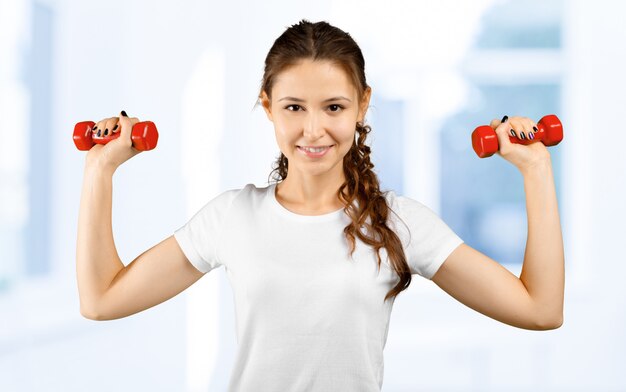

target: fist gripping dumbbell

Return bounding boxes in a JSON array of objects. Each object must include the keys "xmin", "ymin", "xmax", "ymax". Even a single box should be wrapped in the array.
[
  {"xmin": 73, "ymin": 120, "xmax": 159, "ymax": 151},
  {"xmin": 471, "ymin": 114, "xmax": 563, "ymax": 158}
]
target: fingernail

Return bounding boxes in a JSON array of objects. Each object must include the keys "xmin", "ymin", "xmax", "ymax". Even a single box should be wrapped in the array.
[
  {"xmin": 501, "ymin": 115, "xmax": 508, "ymax": 123},
  {"xmin": 510, "ymin": 129, "xmax": 517, "ymax": 137},
  {"xmin": 104, "ymin": 128, "xmax": 109, "ymax": 136},
  {"xmin": 533, "ymin": 126, "xmax": 538, "ymax": 132},
  {"xmin": 520, "ymin": 132, "xmax": 526, "ymax": 140},
  {"xmin": 97, "ymin": 129, "xmax": 101, "ymax": 137},
  {"xmin": 121, "ymin": 110, "xmax": 128, "ymax": 117},
  {"xmin": 112, "ymin": 124, "xmax": 118, "ymax": 131},
  {"xmin": 529, "ymin": 132, "xmax": 535, "ymax": 140}
]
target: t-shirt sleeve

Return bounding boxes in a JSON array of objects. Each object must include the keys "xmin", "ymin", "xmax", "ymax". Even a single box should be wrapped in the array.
[
  {"xmin": 394, "ymin": 196, "xmax": 464, "ymax": 279},
  {"xmin": 173, "ymin": 189, "xmax": 239, "ymax": 274}
]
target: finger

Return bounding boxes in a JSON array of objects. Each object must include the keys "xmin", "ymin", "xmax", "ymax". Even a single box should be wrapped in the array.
[
  {"xmin": 523, "ymin": 117, "xmax": 537, "ymax": 140},
  {"xmin": 117, "ymin": 112, "xmax": 140, "ymax": 128},
  {"xmin": 509, "ymin": 118, "xmax": 527, "ymax": 141},
  {"xmin": 103, "ymin": 117, "xmax": 119, "ymax": 137},
  {"xmin": 117, "ymin": 111, "xmax": 135, "ymax": 147},
  {"xmin": 93, "ymin": 118, "xmax": 110, "ymax": 138},
  {"xmin": 490, "ymin": 115, "xmax": 508, "ymax": 130},
  {"xmin": 520, "ymin": 118, "xmax": 534, "ymax": 141},
  {"xmin": 117, "ymin": 111, "xmax": 142, "ymax": 150},
  {"xmin": 494, "ymin": 118, "xmax": 516, "ymax": 152},
  {"xmin": 91, "ymin": 121, "xmax": 98, "ymax": 136}
]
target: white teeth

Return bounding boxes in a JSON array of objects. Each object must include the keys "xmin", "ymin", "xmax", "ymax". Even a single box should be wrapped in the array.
[{"xmin": 301, "ymin": 146, "xmax": 328, "ymax": 153}]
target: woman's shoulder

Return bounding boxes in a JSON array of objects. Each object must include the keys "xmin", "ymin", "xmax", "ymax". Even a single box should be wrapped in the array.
[
  {"xmin": 192, "ymin": 183, "xmax": 270, "ymax": 217},
  {"xmin": 213, "ymin": 182, "xmax": 271, "ymax": 202},
  {"xmin": 383, "ymin": 189, "xmax": 427, "ymax": 212},
  {"xmin": 383, "ymin": 190, "xmax": 447, "ymax": 229}
]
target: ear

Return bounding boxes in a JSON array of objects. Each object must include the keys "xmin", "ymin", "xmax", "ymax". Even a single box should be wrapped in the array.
[
  {"xmin": 358, "ymin": 86, "xmax": 372, "ymax": 122},
  {"xmin": 260, "ymin": 90, "xmax": 273, "ymax": 122}
]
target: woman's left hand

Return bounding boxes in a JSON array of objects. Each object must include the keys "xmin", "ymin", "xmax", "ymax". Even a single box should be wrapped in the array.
[{"xmin": 489, "ymin": 115, "xmax": 552, "ymax": 173}]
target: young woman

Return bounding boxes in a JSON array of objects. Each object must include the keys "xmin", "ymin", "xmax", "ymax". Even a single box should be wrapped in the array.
[{"xmin": 76, "ymin": 19, "xmax": 564, "ymax": 392}]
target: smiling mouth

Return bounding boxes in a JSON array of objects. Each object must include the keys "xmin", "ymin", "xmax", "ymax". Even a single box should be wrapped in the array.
[
  {"xmin": 296, "ymin": 145, "xmax": 334, "ymax": 157},
  {"xmin": 297, "ymin": 145, "xmax": 333, "ymax": 152}
]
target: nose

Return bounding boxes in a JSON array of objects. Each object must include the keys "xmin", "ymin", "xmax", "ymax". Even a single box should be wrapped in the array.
[{"xmin": 303, "ymin": 113, "xmax": 325, "ymax": 142}]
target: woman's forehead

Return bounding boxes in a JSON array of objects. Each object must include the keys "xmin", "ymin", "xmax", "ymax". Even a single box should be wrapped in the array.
[{"xmin": 272, "ymin": 60, "xmax": 357, "ymax": 100}]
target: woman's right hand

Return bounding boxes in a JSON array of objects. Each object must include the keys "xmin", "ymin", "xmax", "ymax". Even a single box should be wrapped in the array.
[{"xmin": 85, "ymin": 111, "xmax": 143, "ymax": 172}]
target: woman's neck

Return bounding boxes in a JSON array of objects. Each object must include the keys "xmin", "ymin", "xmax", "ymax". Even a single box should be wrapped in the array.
[{"xmin": 275, "ymin": 174, "xmax": 345, "ymax": 215}]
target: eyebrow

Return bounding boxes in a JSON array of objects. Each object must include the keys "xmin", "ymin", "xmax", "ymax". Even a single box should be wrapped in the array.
[{"xmin": 277, "ymin": 96, "xmax": 352, "ymax": 103}]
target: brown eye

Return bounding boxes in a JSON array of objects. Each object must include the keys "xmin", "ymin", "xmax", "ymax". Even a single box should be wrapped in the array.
[
  {"xmin": 285, "ymin": 104, "xmax": 302, "ymax": 111},
  {"xmin": 329, "ymin": 104, "xmax": 341, "ymax": 112}
]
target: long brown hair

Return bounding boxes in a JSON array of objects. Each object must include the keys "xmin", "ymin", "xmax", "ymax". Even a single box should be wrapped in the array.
[{"xmin": 257, "ymin": 19, "xmax": 411, "ymax": 302}]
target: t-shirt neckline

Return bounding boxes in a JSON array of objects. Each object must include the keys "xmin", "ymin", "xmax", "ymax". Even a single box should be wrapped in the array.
[{"xmin": 268, "ymin": 182, "xmax": 346, "ymax": 223}]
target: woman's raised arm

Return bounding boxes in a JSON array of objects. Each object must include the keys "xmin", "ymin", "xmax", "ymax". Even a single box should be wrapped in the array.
[
  {"xmin": 431, "ymin": 116, "xmax": 564, "ymax": 330},
  {"xmin": 76, "ymin": 113, "xmax": 205, "ymax": 320}
]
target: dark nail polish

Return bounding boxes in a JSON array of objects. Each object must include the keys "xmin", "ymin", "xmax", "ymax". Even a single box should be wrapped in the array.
[
  {"xmin": 97, "ymin": 129, "xmax": 101, "ymax": 137},
  {"xmin": 121, "ymin": 110, "xmax": 128, "ymax": 117},
  {"xmin": 112, "ymin": 124, "xmax": 118, "ymax": 131},
  {"xmin": 529, "ymin": 132, "xmax": 535, "ymax": 140},
  {"xmin": 104, "ymin": 128, "xmax": 109, "ymax": 136},
  {"xmin": 502, "ymin": 115, "xmax": 508, "ymax": 123},
  {"xmin": 510, "ymin": 129, "xmax": 517, "ymax": 137},
  {"xmin": 533, "ymin": 126, "xmax": 538, "ymax": 132},
  {"xmin": 521, "ymin": 132, "xmax": 526, "ymax": 140}
]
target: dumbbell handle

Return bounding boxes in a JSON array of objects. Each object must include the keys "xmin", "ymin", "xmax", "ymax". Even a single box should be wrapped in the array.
[
  {"xmin": 73, "ymin": 121, "xmax": 159, "ymax": 151},
  {"xmin": 471, "ymin": 114, "xmax": 563, "ymax": 158}
]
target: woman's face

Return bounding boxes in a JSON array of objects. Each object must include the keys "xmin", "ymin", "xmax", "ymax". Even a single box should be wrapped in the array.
[{"xmin": 261, "ymin": 59, "xmax": 371, "ymax": 181}]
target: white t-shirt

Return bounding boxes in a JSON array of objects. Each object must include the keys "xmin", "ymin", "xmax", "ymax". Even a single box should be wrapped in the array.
[{"xmin": 174, "ymin": 182, "xmax": 463, "ymax": 392}]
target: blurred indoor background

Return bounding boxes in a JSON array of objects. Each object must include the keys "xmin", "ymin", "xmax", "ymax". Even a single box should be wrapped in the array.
[{"xmin": 1, "ymin": 0, "xmax": 624, "ymax": 390}]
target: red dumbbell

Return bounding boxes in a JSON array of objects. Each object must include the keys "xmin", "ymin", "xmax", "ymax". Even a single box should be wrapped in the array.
[
  {"xmin": 73, "ymin": 120, "xmax": 159, "ymax": 151},
  {"xmin": 471, "ymin": 114, "xmax": 563, "ymax": 158}
]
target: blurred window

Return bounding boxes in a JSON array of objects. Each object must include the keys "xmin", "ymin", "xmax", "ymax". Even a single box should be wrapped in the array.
[
  {"xmin": 0, "ymin": 1, "xmax": 53, "ymax": 294},
  {"xmin": 441, "ymin": 84, "xmax": 562, "ymax": 264},
  {"xmin": 440, "ymin": 0, "xmax": 563, "ymax": 264}
]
